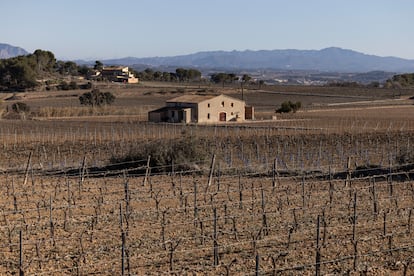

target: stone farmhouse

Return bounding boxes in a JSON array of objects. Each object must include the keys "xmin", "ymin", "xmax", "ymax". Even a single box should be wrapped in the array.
[{"xmin": 148, "ymin": 94, "xmax": 254, "ymax": 123}]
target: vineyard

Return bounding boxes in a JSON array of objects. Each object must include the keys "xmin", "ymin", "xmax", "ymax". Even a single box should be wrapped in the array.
[{"xmin": 0, "ymin": 118, "xmax": 414, "ymax": 275}]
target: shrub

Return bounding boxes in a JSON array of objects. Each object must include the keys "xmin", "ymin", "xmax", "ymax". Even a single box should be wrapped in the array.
[
  {"xmin": 110, "ymin": 137, "xmax": 210, "ymax": 173},
  {"xmin": 102, "ymin": 92, "xmax": 115, "ymax": 105},
  {"xmin": 11, "ymin": 102, "xmax": 30, "ymax": 113},
  {"xmin": 79, "ymin": 88, "xmax": 115, "ymax": 107},
  {"xmin": 58, "ymin": 81, "xmax": 70, "ymax": 90},
  {"xmin": 396, "ymin": 149, "xmax": 414, "ymax": 165},
  {"xmin": 276, "ymin": 101, "xmax": 302, "ymax": 113},
  {"xmin": 69, "ymin": 81, "xmax": 78, "ymax": 90},
  {"xmin": 79, "ymin": 82, "xmax": 92, "ymax": 90}
]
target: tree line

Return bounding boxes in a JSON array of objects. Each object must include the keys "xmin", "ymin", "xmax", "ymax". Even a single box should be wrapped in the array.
[
  {"xmin": 134, "ymin": 68, "xmax": 260, "ymax": 86},
  {"xmin": 0, "ymin": 49, "xmax": 253, "ymax": 91},
  {"xmin": 0, "ymin": 49, "xmax": 90, "ymax": 91},
  {"xmin": 0, "ymin": 49, "xmax": 55, "ymax": 90},
  {"xmin": 132, "ymin": 68, "xmax": 202, "ymax": 82}
]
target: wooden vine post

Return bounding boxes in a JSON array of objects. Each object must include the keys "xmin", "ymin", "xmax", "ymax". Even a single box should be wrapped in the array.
[
  {"xmin": 388, "ymin": 158, "xmax": 393, "ymax": 199},
  {"xmin": 19, "ymin": 230, "xmax": 23, "ymax": 276},
  {"xmin": 346, "ymin": 156, "xmax": 352, "ymax": 189},
  {"xmin": 213, "ymin": 208, "xmax": 219, "ymax": 267},
  {"xmin": 301, "ymin": 175, "xmax": 306, "ymax": 214},
  {"xmin": 123, "ymin": 171, "xmax": 130, "ymax": 228},
  {"xmin": 207, "ymin": 154, "xmax": 216, "ymax": 187},
  {"xmin": 371, "ymin": 177, "xmax": 378, "ymax": 217},
  {"xmin": 121, "ymin": 231, "xmax": 126, "ymax": 276},
  {"xmin": 23, "ymin": 152, "xmax": 32, "ymax": 187},
  {"xmin": 315, "ymin": 215, "xmax": 321, "ymax": 276},
  {"xmin": 328, "ymin": 166, "xmax": 334, "ymax": 206},
  {"xmin": 204, "ymin": 154, "xmax": 216, "ymax": 201},
  {"xmin": 272, "ymin": 158, "xmax": 276, "ymax": 188},
  {"xmin": 352, "ymin": 192, "xmax": 358, "ymax": 271},
  {"xmin": 119, "ymin": 203, "xmax": 128, "ymax": 275},
  {"xmin": 49, "ymin": 196, "xmax": 55, "ymax": 247},
  {"xmin": 79, "ymin": 155, "xmax": 87, "ymax": 194},
  {"xmin": 193, "ymin": 179, "xmax": 198, "ymax": 227},
  {"xmin": 238, "ymin": 172, "xmax": 243, "ymax": 209},
  {"xmin": 143, "ymin": 155, "xmax": 151, "ymax": 186},
  {"xmin": 261, "ymin": 184, "xmax": 268, "ymax": 236}
]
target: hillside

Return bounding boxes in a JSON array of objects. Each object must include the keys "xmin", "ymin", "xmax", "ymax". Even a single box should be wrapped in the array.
[
  {"xmin": 386, "ymin": 73, "xmax": 414, "ymax": 88},
  {"xmin": 102, "ymin": 47, "xmax": 414, "ymax": 73},
  {"xmin": 0, "ymin": 43, "xmax": 28, "ymax": 59}
]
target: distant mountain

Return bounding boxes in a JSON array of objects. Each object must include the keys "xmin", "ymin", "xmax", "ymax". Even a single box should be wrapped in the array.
[
  {"xmin": 0, "ymin": 43, "xmax": 28, "ymax": 59},
  {"xmin": 102, "ymin": 47, "xmax": 414, "ymax": 73}
]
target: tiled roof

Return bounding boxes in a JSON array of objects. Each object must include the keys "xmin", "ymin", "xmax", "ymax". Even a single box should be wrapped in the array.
[
  {"xmin": 102, "ymin": 66, "xmax": 127, "ymax": 71},
  {"xmin": 167, "ymin": 94, "xmax": 218, "ymax": 103}
]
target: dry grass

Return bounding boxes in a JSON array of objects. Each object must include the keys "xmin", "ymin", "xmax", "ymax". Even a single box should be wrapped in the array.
[{"xmin": 36, "ymin": 105, "xmax": 152, "ymax": 118}]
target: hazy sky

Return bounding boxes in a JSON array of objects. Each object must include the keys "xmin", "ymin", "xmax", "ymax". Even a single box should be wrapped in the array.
[{"xmin": 2, "ymin": 0, "xmax": 414, "ymax": 60}]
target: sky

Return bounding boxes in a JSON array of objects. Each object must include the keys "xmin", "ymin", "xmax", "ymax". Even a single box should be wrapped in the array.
[{"xmin": 2, "ymin": 0, "xmax": 414, "ymax": 60}]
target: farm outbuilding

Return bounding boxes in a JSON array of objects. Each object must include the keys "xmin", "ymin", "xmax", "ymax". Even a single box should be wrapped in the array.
[{"xmin": 148, "ymin": 94, "xmax": 254, "ymax": 123}]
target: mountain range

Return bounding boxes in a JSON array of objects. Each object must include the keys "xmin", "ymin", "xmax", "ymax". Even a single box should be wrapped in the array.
[
  {"xmin": 0, "ymin": 43, "xmax": 28, "ymax": 59},
  {"xmin": 102, "ymin": 47, "xmax": 414, "ymax": 73},
  {"xmin": 2, "ymin": 43, "xmax": 414, "ymax": 73}
]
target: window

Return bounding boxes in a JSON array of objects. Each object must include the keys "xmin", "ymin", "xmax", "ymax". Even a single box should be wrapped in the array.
[
  {"xmin": 221, "ymin": 101, "xmax": 225, "ymax": 107},
  {"xmin": 231, "ymin": 112, "xmax": 234, "ymax": 115},
  {"xmin": 207, "ymin": 103, "xmax": 210, "ymax": 108},
  {"xmin": 231, "ymin": 102, "xmax": 234, "ymax": 107},
  {"xmin": 207, "ymin": 113, "xmax": 210, "ymax": 119}
]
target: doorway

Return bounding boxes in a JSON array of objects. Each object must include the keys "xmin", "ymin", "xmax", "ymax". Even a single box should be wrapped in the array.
[{"xmin": 219, "ymin": 112, "xmax": 226, "ymax": 122}]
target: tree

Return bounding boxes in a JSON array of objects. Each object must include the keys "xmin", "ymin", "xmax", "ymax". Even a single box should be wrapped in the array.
[
  {"xmin": 276, "ymin": 101, "xmax": 302, "ymax": 113},
  {"xmin": 162, "ymin": 72, "xmax": 172, "ymax": 82},
  {"xmin": 258, "ymin": 80, "xmax": 265, "ymax": 89},
  {"xmin": 77, "ymin": 65, "xmax": 90, "ymax": 77},
  {"xmin": 242, "ymin": 74, "xmax": 251, "ymax": 83},
  {"xmin": 102, "ymin": 91, "xmax": 115, "ymax": 105},
  {"xmin": 31, "ymin": 49, "xmax": 56, "ymax": 73},
  {"xmin": 241, "ymin": 74, "xmax": 251, "ymax": 100},
  {"xmin": 210, "ymin": 73, "xmax": 230, "ymax": 87},
  {"xmin": 136, "ymin": 68, "xmax": 155, "ymax": 81},
  {"xmin": 11, "ymin": 102, "xmax": 30, "ymax": 113},
  {"xmin": 0, "ymin": 49, "xmax": 57, "ymax": 91},
  {"xmin": 94, "ymin": 60, "xmax": 103, "ymax": 71},
  {"xmin": 228, "ymin": 73, "xmax": 237, "ymax": 83},
  {"xmin": 292, "ymin": 101, "xmax": 301, "ymax": 112},
  {"xmin": 6, "ymin": 60, "xmax": 37, "ymax": 90},
  {"xmin": 175, "ymin": 68, "xmax": 202, "ymax": 82},
  {"xmin": 385, "ymin": 73, "xmax": 414, "ymax": 88},
  {"xmin": 57, "ymin": 61, "xmax": 79, "ymax": 75},
  {"xmin": 58, "ymin": 81, "xmax": 70, "ymax": 90},
  {"xmin": 210, "ymin": 72, "xmax": 239, "ymax": 87},
  {"xmin": 187, "ymin": 69, "xmax": 201, "ymax": 81},
  {"xmin": 175, "ymin": 68, "xmax": 186, "ymax": 82},
  {"xmin": 69, "ymin": 81, "xmax": 78, "ymax": 90},
  {"xmin": 79, "ymin": 88, "xmax": 115, "ymax": 107}
]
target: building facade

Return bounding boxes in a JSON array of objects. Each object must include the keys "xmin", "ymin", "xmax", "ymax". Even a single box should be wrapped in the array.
[
  {"xmin": 149, "ymin": 94, "xmax": 253, "ymax": 123},
  {"xmin": 100, "ymin": 66, "xmax": 139, "ymax": 83}
]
